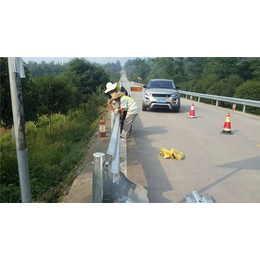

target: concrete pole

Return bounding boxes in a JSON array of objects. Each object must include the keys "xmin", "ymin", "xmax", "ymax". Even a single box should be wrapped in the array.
[
  {"xmin": 92, "ymin": 152, "xmax": 105, "ymax": 203},
  {"xmin": 8, "ymin": 58, "xmax": 31, "ymax": 203}
]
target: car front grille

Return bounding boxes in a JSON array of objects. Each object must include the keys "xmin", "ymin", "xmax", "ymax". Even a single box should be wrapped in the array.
[{"xmin": 152, "ymin": 94, "xmax": 170, "ymax": 98}]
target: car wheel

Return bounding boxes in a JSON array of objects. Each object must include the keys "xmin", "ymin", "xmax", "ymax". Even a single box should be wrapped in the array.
[
  {"xmin": 142, "ymin": 104, "xmax": 148, "ymax": 111},
  {"xmin": 172, "ymin": 105, "xmax": 180, "ymax": 112}
]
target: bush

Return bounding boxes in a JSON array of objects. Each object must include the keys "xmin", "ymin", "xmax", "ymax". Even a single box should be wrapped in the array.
[
  {"xmin": 0, "ymin": 94, "xmax": 108, "ymax": 203},
  {"xmin": 234, "ymin": 80, "xmax": 260, "ymax": 101},
  {"xmin": 234, "ymin": 80, "xmax": 260, "ymax": 115}
]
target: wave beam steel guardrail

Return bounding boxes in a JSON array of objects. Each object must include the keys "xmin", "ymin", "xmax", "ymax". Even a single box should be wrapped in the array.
[
  {"xmin": 92, "ymin": 114, "xmax": 149, "ymax": 203},
  {"xmin": 178, "ymin": 90, "xmax": 260, "ymax": 113},
  {"xmin": 133, "ymin": 82, "xmax": 260, "ymax": 113}
]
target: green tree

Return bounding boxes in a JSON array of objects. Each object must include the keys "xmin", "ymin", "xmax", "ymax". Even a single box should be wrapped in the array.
[
  {"xmin": 102, "ymin": 60, "xmax": 122, "ymax": 82},
  {"xmin": 65, "ymin": 58, "xmax": 109, "ymax": 110},
  {"xmin": 248, "ymin": 58, "xmax": 260, "ymax": 79},
  {"xmin": 172, "ymin": 57, "xmax": 187, "ymax": 84},
  {"xmin": 148, "ymin": 57, "xmax": 174, "ymax": 80},
  {"xmin": 124, "ymin": 58, "xmax": 151, "ymax": 83},
  {"xmin": 185, "ymin": 57, "xmax": 207, "ymax": 80},
  {"xmin": 236, "ymin": 58, "xmax": 253, "ymax": 80},
  {"xmin": 205, "ymin": 57, "xmax": 240, "ymax": 79},
  {"xmin": 0, "ymin": 57, "xmax": 34, "ymax": 129},
  {"xmin": 124, "ymin": 59, "xmax": 136, "ymax": 81},
  {"xmin": 33, "ymin": 75, "xmax": 73, "ymax": 136},
  {"xmin": 198, "ymin": 74, "xmax": 220, "ymax": 94},
  {"xmin": 24, "ymin": 60, "xmax": 69, "ymax": 77},
  {"xmin": 146, "ymin": 57, "xmax": 186, "ymax": 84},
  {"xmin": 0, "ymin": 57, "xmax": 12, "ymax": 128},
  {"xmin": 135, "ymin": 58, "xmax": 151, "ymax": 82},
  {"xmin": 234, "ymin": 80, "xmax": 260, "ymax": 101}
]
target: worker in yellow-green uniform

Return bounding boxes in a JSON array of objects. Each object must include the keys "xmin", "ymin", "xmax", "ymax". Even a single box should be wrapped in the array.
[
  {"xmin": 109, "ymin": 92, "xmax": 139, "ymax": 139},
  {"xmin": 105, "ymin": 82, "xmax": 129, "ymax": 132}
]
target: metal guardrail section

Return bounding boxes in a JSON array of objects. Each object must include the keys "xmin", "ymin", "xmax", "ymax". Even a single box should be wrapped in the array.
[
  {"xmin": 185, "ymin": 191, "xmax": 215, "ymax": 203},
  {"xmin": 93, "ymin": 114, "xmax": 149, "ymax": 203},
  {"xmin": 179, "ymin": 90, "xmax": 260, "ymax": 112},
  {"xmin": 132, "ymin": 82, "xmax": 260, "ymax": 112},
  {"xmin": 107, "ymin": 113, "xmax": 121, "ymax": 183}
]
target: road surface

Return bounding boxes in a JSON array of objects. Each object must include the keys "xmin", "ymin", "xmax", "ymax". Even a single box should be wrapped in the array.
[{"xmin": 120, "ymin": 72, "xmax": 260, "ymax": 203}]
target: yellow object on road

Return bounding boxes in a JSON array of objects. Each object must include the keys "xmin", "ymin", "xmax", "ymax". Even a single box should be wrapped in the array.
[{"xmin": 159, "ymin": 148, "xmax": 185, "ymax": 160}]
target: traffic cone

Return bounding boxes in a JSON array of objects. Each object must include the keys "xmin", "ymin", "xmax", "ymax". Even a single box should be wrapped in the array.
[
  {"xmin": 221, "ymin": 113, "xmax": 232, "ymax": 134},
  {"xmin": 189, "ymin": 103, "xmax": 195, "ymax": 118}
]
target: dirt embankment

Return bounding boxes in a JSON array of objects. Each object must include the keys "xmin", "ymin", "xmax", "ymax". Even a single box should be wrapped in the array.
[{"xmin": 63, "ymin": 112, "xmax": 112, "ymax": 203}]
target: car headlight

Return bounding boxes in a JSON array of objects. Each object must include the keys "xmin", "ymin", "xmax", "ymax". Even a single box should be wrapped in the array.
[
  {"xmin": 145, "ymin": 92, "xmax": 151, "ymax": 97},
  {"xmin": 171, "ymin": 94, "xmax": 178, "ymax": 97}
]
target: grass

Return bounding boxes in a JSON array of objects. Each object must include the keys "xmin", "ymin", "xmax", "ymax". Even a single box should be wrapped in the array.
[{"xmin": 0, "ymin": 98, "xmax": 109, "ymax": 203}]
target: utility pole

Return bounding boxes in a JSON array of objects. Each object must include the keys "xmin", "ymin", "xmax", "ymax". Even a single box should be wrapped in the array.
[{"xmin": 8, "ymin": 57, "xmax": 31, "ymax": 203}]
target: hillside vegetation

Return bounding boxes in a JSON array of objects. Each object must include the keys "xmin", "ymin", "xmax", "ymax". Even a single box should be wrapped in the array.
[
  {"xmin": 124, "ymin": 57, "xmax": 260, "ymax": 114},
  {"xmin": 0, "ymin": 57, "xmax": 121, "ymax": 202}
]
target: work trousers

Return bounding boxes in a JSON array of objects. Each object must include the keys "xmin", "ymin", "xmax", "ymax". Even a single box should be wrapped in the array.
[{"xmin": 121, "ymin": 113, "xmax": 138, "ymax": 138}]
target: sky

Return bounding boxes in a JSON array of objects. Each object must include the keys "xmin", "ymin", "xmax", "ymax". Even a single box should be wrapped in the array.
[{"xmin": 21, "ymin": 57, "xmax": 141, "ymax": 66}]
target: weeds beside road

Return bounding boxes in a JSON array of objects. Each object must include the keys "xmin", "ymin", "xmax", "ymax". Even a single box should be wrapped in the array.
[{"xmin": 0, "ymin": 100, "xmax": 109, "ymax": 203}]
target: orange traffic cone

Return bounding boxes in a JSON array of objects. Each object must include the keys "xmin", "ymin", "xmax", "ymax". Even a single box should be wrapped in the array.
[
  {"xmin": 221, "ymin": 113, "xmax": 232, "ymax": 134},
  {"xmin": 189, "ymin": 103, "xmax": 195, "ymax": 118}
]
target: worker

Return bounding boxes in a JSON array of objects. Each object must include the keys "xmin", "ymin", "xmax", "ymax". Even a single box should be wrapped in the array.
[
  {"xmin": 104, "ymin": 82, "xmax": 129, "ymax": 96},
  {"xmin": 105, "ymin": 82, "xmax": 128, "ymax": 132},
  {"xmin": 109, "ymin": 92, "xmax": 139, "ymax": 139}
]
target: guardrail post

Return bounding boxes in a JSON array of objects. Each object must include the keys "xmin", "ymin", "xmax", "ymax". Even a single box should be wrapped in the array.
[
  {"xmin": 198, "ymin": 97, "xmax": 200, "ymax": 102},
  {"xmin": 243, "ymin": 105, "xmax": 246, "ymax": 113},
  {"xmin": 92, "ymin": 152, "xmax": 105, "ymax": 203},
  {"xmin": 216, "ymin": 100, "xmax": 219, "ymax": 106}
]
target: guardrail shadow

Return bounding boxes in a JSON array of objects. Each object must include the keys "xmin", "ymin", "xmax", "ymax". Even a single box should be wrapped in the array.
[
  {"xmin": 127, "ymin": 116, "xmax": 173, "ymax": 202},
  {"xmin": 200, "ymin": 156, "xmax": 260, "ymax": 194},
  {"xmin": 178, "ymin": 156, "xmax": 260, "ymax": 203}
]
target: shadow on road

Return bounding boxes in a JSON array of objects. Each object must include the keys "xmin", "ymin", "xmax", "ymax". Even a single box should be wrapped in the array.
[
  {"xmin": 178, "ymin": 156, "xmax": 260, "ymax": 203},
  {"xmin": 127, "ymin": 116, "xmax": 173, "ymax": 203}
]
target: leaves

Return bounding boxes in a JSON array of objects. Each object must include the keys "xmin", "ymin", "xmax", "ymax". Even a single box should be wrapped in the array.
[{"xmin": 124, "ymin": 57, "xmax": 260, "ymax": 102}]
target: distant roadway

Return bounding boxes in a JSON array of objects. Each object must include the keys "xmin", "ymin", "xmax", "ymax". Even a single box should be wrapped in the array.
[{"xmin": 120, "ymin": 72, "xmax": 260, "ymax": 203}]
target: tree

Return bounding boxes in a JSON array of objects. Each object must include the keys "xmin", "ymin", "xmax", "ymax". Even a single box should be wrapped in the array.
[
  {"xmin": 205, "ymin": 57, "xmax": 240, "ymax": 79},
  {"xmin": 24, "ymin": 60, "xmax": 69, "ymax": 77},
  {"xmin": 148, "ymin": 57, "xmax": 174, "ymax": 80},
  {"xmin": 146, "ymin": 57, "xmax": 186, "ymax": 84},
  {"xmin": 65, "ymin": 58, "xmax": 109, "ymax": 110},
  {"xmin": 124, "ymin": 59, "xmax": 136, "ymax": 81},
  {"xmin": 0, "ymin": 57, "xmax": 34, "ymax": 129},
  {"xmin": 172, "ymin": 57, "xmax": 187, "ymax": 84},
  {"xmin": 134, "ymin": 58, "xmax": 151, "ymax": 82},
  {"xmin": 234, "ymin": 80, "xmax": 260, "ymax": 101},
  {"xmin": 185, "ymin": 57, "xmax": 207, "ymax": 80},
  {"xmin": 124, "ymin": 58, "xmax": 151, "ymax": 83},
  {"xmin": 248, "ymin": 58, "xmax": 260, "ymax": 79},
  {"xmin": 102, "ymin": 60, "xmax": 122, "ymax": 82},
  {"xmin": 0, "ymin": 57, "xmax": 12, "ymax": 128},
  {"xmin": 32, "ymin": 75, "xmax": 73, "ymax": 136}
]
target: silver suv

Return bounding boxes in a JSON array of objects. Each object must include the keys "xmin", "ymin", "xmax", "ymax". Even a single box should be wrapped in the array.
[{"xmin": 142, "ymin": 79, "xmax": 180, "ymax": 112}]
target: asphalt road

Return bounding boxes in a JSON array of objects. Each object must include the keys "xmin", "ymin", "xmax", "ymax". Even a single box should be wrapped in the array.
[{"xmin": 120, "ymin": 72, "xmax": 260, "ymax": 203}]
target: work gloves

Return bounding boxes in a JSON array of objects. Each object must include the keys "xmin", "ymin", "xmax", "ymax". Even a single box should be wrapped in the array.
[{"xmin": 114, "ymin": 109, "xmax": 118, "ymax": 115}]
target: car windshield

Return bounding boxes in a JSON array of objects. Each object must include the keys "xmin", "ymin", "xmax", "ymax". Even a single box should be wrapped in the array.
[{"xmin": 148, "ymin": 81, "xmax": 174, "ymax": 89}]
